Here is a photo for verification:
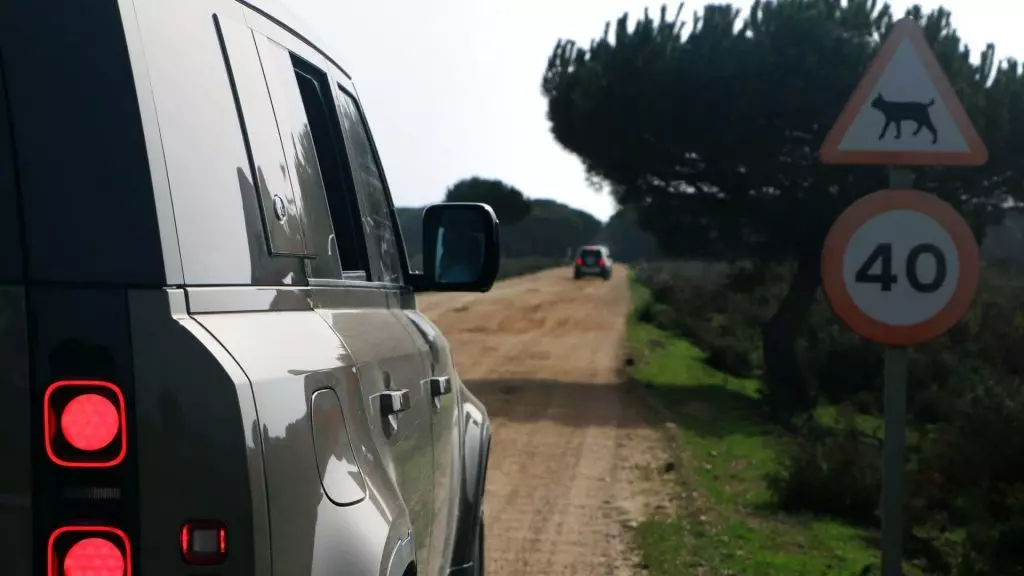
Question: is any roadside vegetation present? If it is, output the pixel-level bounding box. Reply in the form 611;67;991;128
539;0;1024;573
627;264;1024;575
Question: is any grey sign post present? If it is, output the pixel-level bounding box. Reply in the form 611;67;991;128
881;168;912;575
820;185;980;575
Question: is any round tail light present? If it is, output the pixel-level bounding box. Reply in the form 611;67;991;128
61;393;120;452
63;537;125;576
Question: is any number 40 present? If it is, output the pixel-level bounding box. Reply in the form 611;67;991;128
854;242;947;294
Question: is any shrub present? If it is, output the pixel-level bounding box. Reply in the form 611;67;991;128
704;333;757;376
814;340;884;406
768;417;882;526
909;372;1024;573
636;263;774;378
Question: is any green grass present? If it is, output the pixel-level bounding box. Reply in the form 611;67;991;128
627;273;884;576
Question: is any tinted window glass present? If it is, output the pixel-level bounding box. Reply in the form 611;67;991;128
334;88;403;285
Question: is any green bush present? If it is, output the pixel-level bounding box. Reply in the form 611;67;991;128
704;333;758;376
635;264;772;377
768;417;882;526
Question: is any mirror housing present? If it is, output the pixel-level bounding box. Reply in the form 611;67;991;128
409;202;500;293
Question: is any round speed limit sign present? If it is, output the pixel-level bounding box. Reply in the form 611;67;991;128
821;188;979;346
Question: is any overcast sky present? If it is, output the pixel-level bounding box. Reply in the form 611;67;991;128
287;0;1023;222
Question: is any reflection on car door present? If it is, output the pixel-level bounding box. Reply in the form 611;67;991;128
250;22;436;570
403;308;461;575
331;83;464;574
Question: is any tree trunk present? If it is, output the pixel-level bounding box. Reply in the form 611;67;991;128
761;249;821;423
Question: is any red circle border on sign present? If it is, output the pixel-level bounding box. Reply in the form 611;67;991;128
821;188;980;347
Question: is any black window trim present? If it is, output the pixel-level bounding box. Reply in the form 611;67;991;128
287;53;374;281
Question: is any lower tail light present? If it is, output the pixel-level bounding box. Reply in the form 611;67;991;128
181;520;228;565
44;380;127;468
575;257;583;266
48;526;131;576
598;257;606;267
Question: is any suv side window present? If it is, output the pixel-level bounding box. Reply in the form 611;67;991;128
255;35;366;280
333;87;404;285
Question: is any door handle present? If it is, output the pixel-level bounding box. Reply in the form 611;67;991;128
379;389;411;416
428;376;452;397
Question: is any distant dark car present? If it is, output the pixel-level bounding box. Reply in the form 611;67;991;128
573;245;613;280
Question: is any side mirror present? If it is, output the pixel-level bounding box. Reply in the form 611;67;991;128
410;202;500;293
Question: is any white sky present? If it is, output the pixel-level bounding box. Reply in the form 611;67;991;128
287;0;1023;222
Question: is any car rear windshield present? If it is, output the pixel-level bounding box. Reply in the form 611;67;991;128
580;249;602;262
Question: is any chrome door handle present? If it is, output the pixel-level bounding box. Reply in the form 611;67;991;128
379;389;411;416
428;376;451;397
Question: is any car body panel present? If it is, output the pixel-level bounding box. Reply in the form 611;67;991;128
129;0;305;286
448;386;492;575
0;287;31;576
128;289;265;575
314;286;437;573
193;295;397;576
403;309;464;575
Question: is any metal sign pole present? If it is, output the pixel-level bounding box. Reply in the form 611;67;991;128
881;167;914;576
882;345;909;575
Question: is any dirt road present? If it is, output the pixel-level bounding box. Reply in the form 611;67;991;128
418;266;664;575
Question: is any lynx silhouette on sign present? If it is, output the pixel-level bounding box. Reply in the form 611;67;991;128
871;93;938;144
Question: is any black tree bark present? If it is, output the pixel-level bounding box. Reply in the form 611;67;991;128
761;247;822;423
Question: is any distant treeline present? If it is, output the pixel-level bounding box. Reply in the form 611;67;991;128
397;200;664;266
398;201;1024;269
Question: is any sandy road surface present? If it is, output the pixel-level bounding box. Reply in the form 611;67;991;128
418;266;664;576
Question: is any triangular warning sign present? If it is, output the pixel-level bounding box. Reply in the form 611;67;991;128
820;18;987;166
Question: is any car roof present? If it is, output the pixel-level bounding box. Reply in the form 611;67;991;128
239;0;353;80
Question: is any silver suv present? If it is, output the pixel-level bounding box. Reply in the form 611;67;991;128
0;1;495;575
573;245;613;280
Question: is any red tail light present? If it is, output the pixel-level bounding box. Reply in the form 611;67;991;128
598;257;606;267
48;526;131;576
44;380;127;468
575;257;583;266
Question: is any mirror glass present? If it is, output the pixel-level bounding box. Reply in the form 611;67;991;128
433;209;487;284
